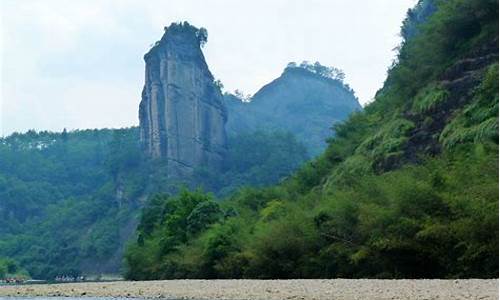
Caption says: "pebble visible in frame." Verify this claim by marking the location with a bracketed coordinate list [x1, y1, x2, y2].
[0, 279, 497, 300]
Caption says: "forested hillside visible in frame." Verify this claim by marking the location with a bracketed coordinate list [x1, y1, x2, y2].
[0, 128, 308, 279]
[225, 62, 361, 156]
[125, 0, 498, 279]
[0, 128, 144, 278]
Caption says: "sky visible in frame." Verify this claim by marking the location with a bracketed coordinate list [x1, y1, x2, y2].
[0, 0, 417, 136]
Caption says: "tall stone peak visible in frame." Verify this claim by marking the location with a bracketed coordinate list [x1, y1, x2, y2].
[145, 22, 208, 64]
[139, 22, 227, 177]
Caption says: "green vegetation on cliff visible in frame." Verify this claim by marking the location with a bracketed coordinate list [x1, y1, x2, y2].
[125, 0, 499, 279]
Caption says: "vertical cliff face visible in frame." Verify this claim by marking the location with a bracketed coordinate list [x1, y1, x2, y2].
[139, 22, 227, 177]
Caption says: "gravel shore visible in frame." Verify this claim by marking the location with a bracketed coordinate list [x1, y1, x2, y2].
[0, 279, 497, 300]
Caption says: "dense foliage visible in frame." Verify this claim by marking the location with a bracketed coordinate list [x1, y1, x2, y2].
[204, 131, 309, 196]
[0, 257, 29, 279]
[0, 128, 144, 279]
[286, 61, 346, 84]
[0, 128, 307, 279]
[125, 0, 498, 279]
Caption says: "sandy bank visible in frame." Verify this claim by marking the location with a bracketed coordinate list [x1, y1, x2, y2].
[0, 279, 497, 300]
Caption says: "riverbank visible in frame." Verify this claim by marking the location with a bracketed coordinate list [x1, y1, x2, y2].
[0, 279, 497, 300]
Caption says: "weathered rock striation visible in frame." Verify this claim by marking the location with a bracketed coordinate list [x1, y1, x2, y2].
[139, 22, 227, 177]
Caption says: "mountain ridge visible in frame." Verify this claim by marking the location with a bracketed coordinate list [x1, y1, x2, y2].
[225, 62, 361, 156]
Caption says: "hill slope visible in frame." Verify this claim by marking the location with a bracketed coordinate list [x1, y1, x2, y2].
[125, 0, 498, 279]
[0, 128, 144, 278]
[225, 63, 361, 156]
[0, 127, 309, 279]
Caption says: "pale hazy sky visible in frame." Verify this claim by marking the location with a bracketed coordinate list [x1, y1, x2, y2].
[0, 0, 417, 136]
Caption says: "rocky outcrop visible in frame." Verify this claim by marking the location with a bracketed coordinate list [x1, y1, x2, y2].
[225, 63, 361, 156]
[403, 38, 499, 164]
[139, 22, 227, 177]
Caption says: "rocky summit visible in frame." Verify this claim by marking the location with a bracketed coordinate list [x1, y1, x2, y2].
[225, 62, 361, 156]
[139, 22, 227, 177]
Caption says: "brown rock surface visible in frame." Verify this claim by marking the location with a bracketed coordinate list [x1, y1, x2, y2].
[139, 22, 227, 177]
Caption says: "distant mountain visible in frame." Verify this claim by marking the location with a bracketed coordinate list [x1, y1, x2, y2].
[225, 62, 361, 156]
